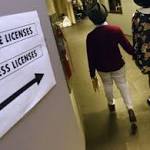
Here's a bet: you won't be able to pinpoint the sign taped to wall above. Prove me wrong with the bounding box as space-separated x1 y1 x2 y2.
0 11 56 137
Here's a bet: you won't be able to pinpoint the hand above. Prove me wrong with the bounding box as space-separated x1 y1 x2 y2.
92 76 99 92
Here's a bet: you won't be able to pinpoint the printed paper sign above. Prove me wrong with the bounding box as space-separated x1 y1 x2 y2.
0 11 56 137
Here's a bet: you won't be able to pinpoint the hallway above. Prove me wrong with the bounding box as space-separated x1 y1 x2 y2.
63 18 150 150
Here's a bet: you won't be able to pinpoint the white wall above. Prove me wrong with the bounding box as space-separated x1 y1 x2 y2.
100 0 139 35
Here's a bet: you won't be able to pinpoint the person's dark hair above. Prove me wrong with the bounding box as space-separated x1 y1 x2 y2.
86 3 108 25
133 0 150 7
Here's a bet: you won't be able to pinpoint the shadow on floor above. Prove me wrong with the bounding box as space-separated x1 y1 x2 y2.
83 110 141 150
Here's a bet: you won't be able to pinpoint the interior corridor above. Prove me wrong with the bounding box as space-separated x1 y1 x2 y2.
63 18 150 150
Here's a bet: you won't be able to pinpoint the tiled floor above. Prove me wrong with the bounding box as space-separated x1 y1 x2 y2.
63 18 150 150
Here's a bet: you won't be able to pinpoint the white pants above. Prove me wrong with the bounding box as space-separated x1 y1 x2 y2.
98 66 133 110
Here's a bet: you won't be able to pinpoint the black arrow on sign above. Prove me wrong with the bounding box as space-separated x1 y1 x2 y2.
0 73 44 111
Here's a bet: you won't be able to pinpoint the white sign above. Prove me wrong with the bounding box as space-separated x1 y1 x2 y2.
0 11 56 137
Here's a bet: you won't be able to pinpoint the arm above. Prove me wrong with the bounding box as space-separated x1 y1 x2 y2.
86 35 96 78
86 35 99 92
117 27 135 56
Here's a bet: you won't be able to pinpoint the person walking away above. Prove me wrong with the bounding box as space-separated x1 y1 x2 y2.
86 2 137 133
132 0 150 106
